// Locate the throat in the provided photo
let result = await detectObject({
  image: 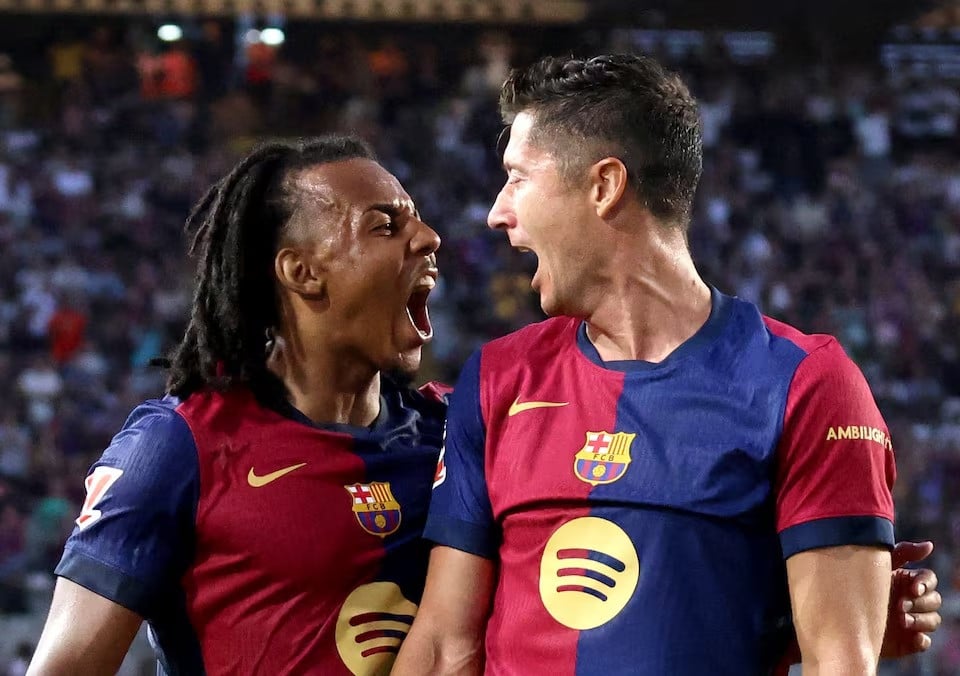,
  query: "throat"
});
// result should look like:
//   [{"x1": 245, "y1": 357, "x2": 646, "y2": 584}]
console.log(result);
[
  {"x1": 286, "y1": 386, "x2": 382, "y2": 427},
  {"x1": 272, "y1": 348, "x2": 383, "y2": 426}
]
